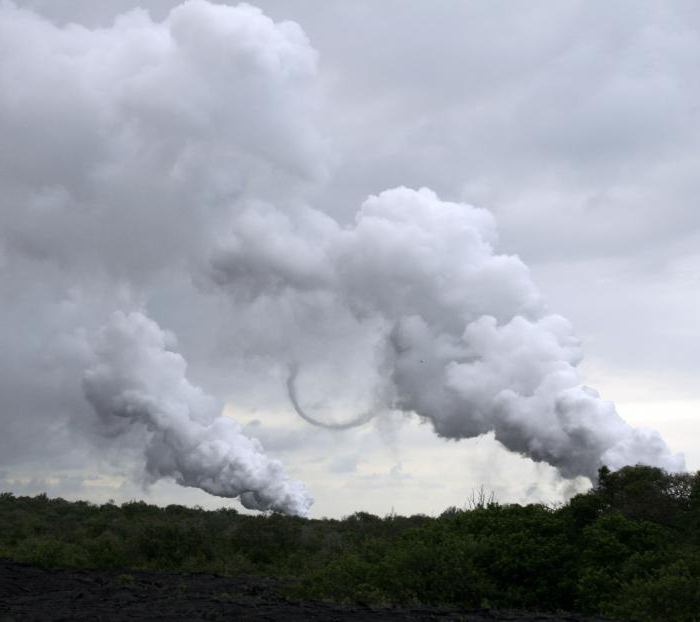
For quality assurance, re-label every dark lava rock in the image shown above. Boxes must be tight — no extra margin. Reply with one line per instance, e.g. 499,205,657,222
0,558,615,621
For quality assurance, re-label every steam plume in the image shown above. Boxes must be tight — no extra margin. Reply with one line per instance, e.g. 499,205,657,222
0,0,685,515
83,311,312,516
0,0,322,512
214,187,685,479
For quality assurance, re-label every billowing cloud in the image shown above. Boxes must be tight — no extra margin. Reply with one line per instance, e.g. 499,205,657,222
0,0,689,516
0,0,324,512
83,311,312,515
0,0,324,281
212,186,684,478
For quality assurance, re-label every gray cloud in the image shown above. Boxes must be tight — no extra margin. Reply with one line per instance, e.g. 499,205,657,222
0,0,324,512
1,0,696,516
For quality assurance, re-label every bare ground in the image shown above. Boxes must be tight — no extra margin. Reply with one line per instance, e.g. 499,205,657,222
0,558,616,622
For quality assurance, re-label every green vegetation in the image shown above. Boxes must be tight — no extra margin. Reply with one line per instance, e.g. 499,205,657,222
2,465,699,621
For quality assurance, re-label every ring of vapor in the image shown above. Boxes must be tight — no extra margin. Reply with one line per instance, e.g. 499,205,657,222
286,363,376,430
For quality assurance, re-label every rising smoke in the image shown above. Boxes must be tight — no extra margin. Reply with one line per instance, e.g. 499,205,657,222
0,0,684,516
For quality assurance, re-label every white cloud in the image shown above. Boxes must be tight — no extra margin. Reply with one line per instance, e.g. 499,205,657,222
1,0,697,517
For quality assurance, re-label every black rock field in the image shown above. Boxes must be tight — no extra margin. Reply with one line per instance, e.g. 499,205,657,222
0,558,615,622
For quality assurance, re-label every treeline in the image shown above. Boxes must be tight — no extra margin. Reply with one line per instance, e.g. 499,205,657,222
1,465,699,621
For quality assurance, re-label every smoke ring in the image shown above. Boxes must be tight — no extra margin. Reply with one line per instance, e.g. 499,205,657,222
286,363,376,430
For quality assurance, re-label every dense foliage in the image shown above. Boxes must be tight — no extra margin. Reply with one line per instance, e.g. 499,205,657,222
2,466,699,621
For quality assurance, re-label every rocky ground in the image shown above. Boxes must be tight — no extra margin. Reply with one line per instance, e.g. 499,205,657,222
0,558,615,621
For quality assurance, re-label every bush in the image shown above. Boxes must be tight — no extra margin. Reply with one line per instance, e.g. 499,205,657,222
1,465,699,621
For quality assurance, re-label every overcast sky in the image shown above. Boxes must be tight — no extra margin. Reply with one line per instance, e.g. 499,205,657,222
1,0,698,518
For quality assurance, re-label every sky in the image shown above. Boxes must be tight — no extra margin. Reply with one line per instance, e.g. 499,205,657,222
1,0,698,518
